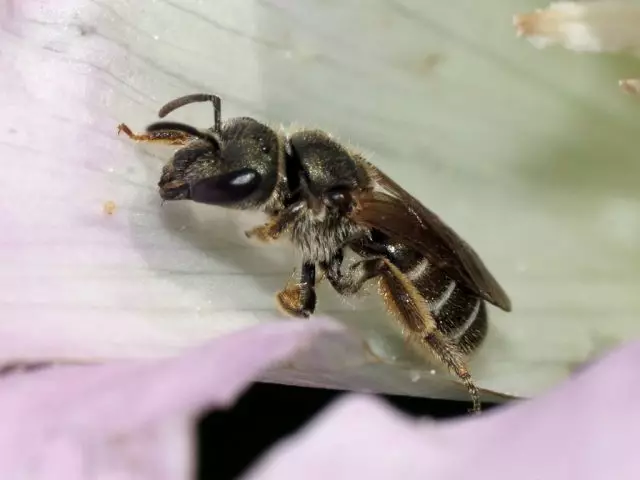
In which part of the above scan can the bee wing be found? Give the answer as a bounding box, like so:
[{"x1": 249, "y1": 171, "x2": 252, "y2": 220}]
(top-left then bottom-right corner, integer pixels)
[{"x1": 352, "y1": 162, "x2": 512, "y2": 312}]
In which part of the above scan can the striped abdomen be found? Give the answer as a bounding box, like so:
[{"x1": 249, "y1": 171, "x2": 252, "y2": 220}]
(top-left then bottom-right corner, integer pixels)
[
  {"x1": 361, "y1": 238, "x2": 488, "y2": 354},
  {"x1": 403, "y1": 256, "x2": 487, "y2": 354}
]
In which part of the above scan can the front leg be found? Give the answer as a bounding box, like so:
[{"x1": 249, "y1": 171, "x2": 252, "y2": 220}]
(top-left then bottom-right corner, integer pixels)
[
  {"x1": 276, "y1": 262, "x2": 317, "y2": 318},
  {"x1": 117, "y1": 123, "x2": 192, "y2": 146},
  {"x1": 244, "y1": 216, "x2": 285, "y2": 242},
  {"x1": 245, "y1": 202, "x2": 305, "y2": 242},
  {"x1": 321, "y1": 251, "x2": 384, "y2": 295}
]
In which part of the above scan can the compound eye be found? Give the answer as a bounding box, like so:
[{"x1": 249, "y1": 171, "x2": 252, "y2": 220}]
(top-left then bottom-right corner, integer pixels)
[{"x1": 190, "y1": 168, "x2": 262, "y2": 206}]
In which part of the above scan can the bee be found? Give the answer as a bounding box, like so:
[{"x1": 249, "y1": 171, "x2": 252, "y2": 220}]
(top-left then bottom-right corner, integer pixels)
[{"x1": 118, "y1": 93, "x2": 512, "y2": 412}]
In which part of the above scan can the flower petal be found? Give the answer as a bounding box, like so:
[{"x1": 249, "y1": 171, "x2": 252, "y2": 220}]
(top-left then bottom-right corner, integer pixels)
[
  {"x1": 514, "y1": 1, "x2": 640, "y2": 53},
  {"x1": 3, "y1": 0, "x2": 640, "y2": 407},
  {"x1": 244, "y1": 339, "x2": 640, "y2": 480},
  {"x1": 0, "y1": 319, "x2": 340, "y2": 480},
  {"x1": 620, "y1": 77, "x2": 640, "y2": 93}
]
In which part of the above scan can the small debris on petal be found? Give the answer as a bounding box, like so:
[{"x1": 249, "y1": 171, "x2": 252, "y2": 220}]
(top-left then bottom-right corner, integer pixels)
[
  {"x1": 362, "y1": 341, "x2": 384, "y2": 364},
  {"x1": 514, "y1": 2, "x2": 640, "y2": 53},
  {"x1": 103, "y1": 201, "x2": 117, "y2": 215},
  {"x1": 620, "y1": 78, "x2": 640, "y2": 95}
]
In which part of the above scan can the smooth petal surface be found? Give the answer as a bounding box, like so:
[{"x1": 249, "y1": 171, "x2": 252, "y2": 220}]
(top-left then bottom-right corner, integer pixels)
[
  {"x1": 0, "y1": 319, "x2": 340, "y2": 480},
  {"x1": 2, "y1": 0, "x2": 640, "y2": 403},
  {"x1": 245, "y1": 339, "x2": 640, "y2": 480}
]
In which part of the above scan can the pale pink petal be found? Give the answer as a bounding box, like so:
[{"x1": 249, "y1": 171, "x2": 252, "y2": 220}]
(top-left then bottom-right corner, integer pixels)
[
  {"x1": 0, "y1": 319, "x2": 341, "y2": 480},
  {"x1": 244, "y1": 340, "x2": 640, "y2": 480}
]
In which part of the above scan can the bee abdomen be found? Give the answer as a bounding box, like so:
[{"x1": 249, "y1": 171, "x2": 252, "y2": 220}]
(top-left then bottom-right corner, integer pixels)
[{"x1": 404, "y1": 258, "x2": 488, "y2": 354}]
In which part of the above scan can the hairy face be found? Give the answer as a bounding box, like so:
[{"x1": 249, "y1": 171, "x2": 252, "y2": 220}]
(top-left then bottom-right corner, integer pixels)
[{"x1": 157, "y1": 118, "x2": 283, "y2": 209}]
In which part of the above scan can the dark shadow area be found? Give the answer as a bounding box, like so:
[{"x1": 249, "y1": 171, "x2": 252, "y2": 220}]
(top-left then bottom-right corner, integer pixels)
[{"x1": 197, "y1": 382, "x2": 498, "y2": 480}]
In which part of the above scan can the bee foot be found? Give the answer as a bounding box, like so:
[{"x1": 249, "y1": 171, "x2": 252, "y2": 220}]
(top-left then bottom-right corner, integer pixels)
[
  {"x1": 276, "y1": 287, "x2": 312, "y2": 319},
  {"x1": 116, "y1": 123, "x2": 133, "y2": 137}
]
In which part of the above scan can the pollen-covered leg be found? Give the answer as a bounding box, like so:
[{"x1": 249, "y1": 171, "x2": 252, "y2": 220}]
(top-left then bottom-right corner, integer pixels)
[
  {"x1": 117, "y1": 123, "x2": 192, "y2": 146},
  {"x1": 377, "y1": 259, "x2": 481, "y2": 413},
  {"x1": 276, "y1": 262, "x2": 317, "y2": 318},
  {"x1": 276, "y1": 285, "x2": 315, "y2": 318},
  {"x1": 326, "y1": 251, "x2": 481, "y2": 412}
]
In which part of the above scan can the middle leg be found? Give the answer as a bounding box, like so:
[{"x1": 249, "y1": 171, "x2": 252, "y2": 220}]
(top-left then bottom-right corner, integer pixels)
[{"x1": 321, "y1": 250, "x2": 384, "y2": 296}]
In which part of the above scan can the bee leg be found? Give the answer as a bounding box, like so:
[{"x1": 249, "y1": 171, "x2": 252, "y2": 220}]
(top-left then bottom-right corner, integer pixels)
[
  {"x1": 245, "y1": 217, "x2": 283, "y2": 242},
  {"x1": 376, "y1": 260, "x2": 481, "y2": 413},
  {"x1": 117, "y1": 123, "x2": 192, "y2": 146},
  {"x1": 245, "y1": 202, "x2": 304, "y2": 242},
  {"x1": 321, "y1": 251, "x2": 383, "y2": 295},
  {"x1": 323, "y1": 252, "x2": 481, "y2": 413},
  {"x1": 276, "y1": 262, "x2": 317, "y2": 318}
]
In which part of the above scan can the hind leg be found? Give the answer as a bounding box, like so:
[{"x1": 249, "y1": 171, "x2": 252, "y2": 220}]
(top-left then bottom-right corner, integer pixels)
[
  {"x1": 322, "y1": 251, "x2": 481, "y2": 413},
  {"x1": 320, "y1": 250, "x2": 383, "y2": 295}
]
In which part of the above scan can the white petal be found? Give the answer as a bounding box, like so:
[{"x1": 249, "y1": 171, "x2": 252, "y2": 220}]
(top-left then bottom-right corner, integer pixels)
[
  {"x1": 620, "y1": 77, "x2": 640, "y2": 93},
  {"x1": 2, "y1": 0, "x2": 640, "y2": 406},
  {"x1": 514, "y1": 1, "x2": 640, "y2": 53}
]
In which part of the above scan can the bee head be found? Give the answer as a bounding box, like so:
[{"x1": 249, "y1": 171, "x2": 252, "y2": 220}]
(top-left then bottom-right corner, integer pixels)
[{"x1": 150, "y1": 119, "x2": 282, "y2": 210}]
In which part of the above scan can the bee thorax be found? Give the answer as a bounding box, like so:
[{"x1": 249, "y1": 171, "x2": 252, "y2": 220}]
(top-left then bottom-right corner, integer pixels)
[{"x1": 287, "y1": 210, "x2": 364, "y2": 263}]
